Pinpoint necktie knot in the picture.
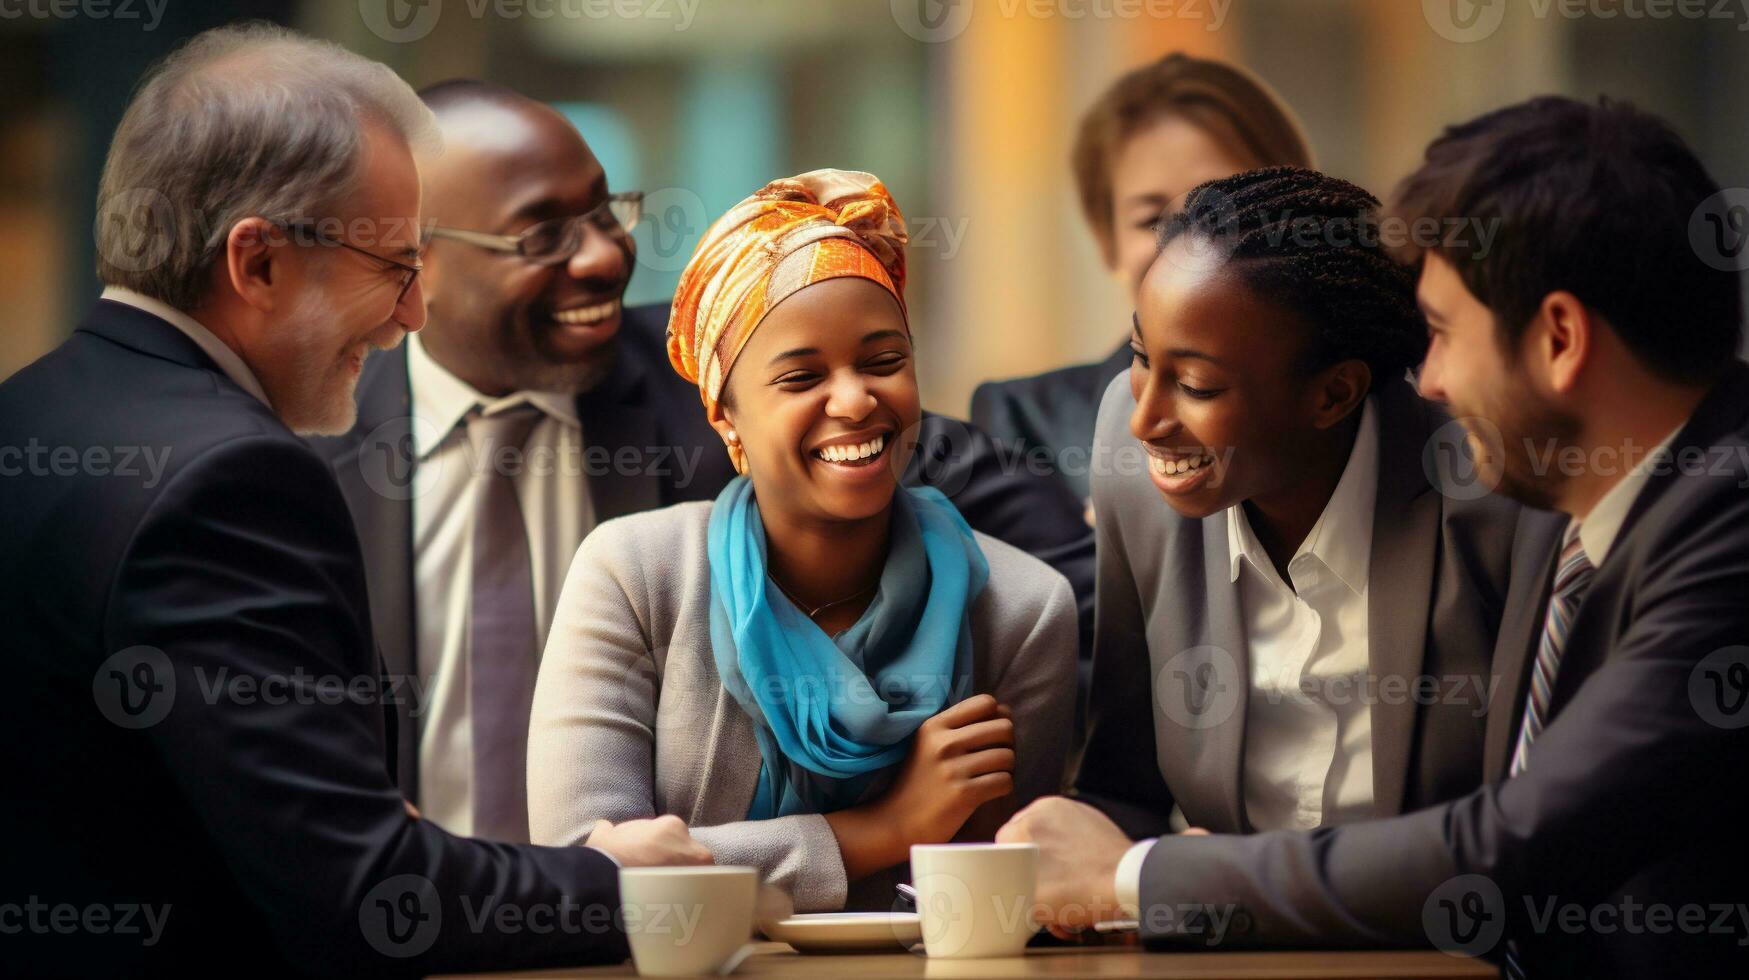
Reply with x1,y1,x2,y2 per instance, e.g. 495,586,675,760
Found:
1553,524,1594,597
464,404,543,470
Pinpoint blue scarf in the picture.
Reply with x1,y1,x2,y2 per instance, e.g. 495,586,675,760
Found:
706,476,989,820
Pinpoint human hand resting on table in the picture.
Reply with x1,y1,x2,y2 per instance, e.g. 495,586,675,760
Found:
825,693,1016,881
995,796,1136,933
587,814,714,867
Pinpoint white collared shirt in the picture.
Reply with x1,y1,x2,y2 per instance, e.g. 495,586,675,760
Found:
406,332,595,839
1228,397,1379,832
1116,398,1380,917
99,286,272,408
1574,425,1684,565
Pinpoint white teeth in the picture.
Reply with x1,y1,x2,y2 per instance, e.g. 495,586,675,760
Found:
1153,453,1214,477
552,301,619,325
817,434,885,463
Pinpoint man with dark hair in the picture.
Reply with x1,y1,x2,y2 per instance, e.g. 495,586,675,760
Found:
1001,96,1749,978
308,79,1096,841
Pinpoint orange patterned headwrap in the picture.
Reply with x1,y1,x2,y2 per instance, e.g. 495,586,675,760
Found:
667,169,909,474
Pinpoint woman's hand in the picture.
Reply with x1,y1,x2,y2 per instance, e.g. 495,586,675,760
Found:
824,694,1016,881
884,693,1016,843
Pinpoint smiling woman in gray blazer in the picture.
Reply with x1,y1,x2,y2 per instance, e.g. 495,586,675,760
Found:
1068,168,1536,856
526,170,1077,913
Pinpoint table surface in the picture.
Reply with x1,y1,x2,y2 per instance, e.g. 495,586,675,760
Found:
436,941,1498,979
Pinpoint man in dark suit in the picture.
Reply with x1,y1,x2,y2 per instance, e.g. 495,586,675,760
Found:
0,25,707,978
307,80,1097,833
971,344,1131,506
1000,97,1749,977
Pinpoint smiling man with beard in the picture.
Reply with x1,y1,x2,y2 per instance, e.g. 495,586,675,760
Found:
309,80,1097,845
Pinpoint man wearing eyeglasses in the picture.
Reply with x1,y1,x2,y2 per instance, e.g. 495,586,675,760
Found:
308,79,1099,844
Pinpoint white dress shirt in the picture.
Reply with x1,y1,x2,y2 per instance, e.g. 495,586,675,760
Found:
1117,398,1380,915
1575,425,1684,565
407,332,595,839
99,286,271,408
1229,397,1379,832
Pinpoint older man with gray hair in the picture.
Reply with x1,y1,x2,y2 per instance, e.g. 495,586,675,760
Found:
0,22,708,978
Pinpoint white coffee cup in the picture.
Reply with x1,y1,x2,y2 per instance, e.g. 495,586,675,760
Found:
619,866,758,977
909,843,1039,959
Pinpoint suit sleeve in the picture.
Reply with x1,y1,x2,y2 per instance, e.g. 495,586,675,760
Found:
527,521,851,913
1068,381,1178,838
908,413,1096,657
1132,490,1749,954
970,381,1022,446
959,568,1079,843
104,437,627,977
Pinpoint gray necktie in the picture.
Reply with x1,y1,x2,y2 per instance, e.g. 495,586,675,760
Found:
466,404,544,841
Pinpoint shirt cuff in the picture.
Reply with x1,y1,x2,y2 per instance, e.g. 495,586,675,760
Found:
1114,838,1157,919
584,845,622,869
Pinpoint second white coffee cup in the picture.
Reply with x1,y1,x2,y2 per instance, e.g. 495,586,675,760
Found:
909,843,1039,959
619,865,757,977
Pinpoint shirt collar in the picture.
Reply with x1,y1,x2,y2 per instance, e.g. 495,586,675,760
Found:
1227,397,1380,596
1574,423,1685,565
99,286,272,408
406,332,578,460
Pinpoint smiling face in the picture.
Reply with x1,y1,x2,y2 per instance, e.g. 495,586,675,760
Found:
1415,253,1575,509
1128,235,1365,518
1105,115,1253,303
712,276,919,527
419,97,634,395
260,120,425,435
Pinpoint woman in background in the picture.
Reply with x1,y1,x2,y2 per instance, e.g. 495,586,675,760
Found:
972,52,1313,511
527,170,1077,912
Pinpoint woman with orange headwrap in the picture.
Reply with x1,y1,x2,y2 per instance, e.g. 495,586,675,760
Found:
527,170,1077,912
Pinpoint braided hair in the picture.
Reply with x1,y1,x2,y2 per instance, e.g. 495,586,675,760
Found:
1157,166,1427,387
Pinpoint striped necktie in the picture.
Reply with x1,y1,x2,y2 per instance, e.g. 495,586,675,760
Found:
1504,523,1593,979
1510,523,1594,777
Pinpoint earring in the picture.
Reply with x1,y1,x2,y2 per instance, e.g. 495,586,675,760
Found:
726,430,739,445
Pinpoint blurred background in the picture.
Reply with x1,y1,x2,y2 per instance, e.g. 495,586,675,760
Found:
4,0,1748,412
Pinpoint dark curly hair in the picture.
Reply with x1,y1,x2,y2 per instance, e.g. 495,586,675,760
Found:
1157,166,1427,389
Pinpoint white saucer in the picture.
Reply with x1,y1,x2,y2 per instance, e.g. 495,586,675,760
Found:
761,912,922,953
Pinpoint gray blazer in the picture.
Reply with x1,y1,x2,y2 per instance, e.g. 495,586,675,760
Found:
527,500,1079,912
1073,374,1533,836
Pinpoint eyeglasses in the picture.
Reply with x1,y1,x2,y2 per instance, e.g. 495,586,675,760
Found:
282,222,422,306
423,192,644,266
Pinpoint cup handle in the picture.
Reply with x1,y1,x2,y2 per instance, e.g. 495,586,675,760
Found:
716,942,759,975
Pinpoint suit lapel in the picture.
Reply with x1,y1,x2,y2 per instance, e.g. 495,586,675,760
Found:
330,347,421,799
1365,384,1440,816
577,350,663,523
1154,513,1251,833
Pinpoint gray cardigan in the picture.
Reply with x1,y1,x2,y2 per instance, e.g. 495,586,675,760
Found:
527,500,1078,911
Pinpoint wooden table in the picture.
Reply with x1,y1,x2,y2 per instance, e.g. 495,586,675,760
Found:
437,941,1497,978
